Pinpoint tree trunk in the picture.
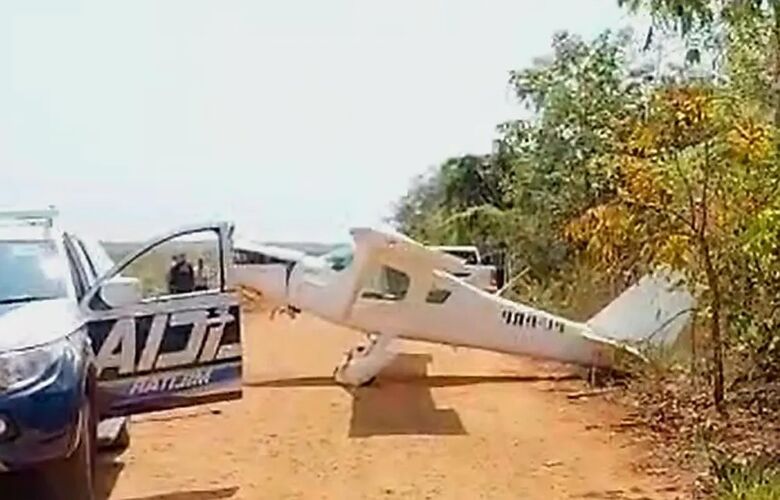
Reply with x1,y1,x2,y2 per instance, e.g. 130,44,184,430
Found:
773,2,780,128
691,309,698,389
702,241,725,411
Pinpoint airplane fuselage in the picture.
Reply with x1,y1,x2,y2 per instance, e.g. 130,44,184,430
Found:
233,227,692,386
236,248,624,369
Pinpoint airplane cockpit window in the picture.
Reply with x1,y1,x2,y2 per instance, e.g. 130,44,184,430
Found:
360,265,410,301
234,249,293,266
323,244,354,271
233,249,258,265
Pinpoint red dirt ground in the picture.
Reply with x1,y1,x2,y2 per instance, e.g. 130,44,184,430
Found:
96,312,687,500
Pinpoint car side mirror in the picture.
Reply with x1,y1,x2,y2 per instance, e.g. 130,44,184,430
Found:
99,276,142,308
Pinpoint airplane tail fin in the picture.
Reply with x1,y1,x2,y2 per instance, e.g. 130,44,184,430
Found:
586,269,696,349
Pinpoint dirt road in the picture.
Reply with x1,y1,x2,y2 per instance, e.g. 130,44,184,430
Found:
96,313,684,500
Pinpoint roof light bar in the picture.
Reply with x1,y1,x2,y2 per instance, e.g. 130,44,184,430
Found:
0,206,59,237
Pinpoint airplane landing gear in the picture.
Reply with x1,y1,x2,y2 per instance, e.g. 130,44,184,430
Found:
270,304,301,320
333,333,397,387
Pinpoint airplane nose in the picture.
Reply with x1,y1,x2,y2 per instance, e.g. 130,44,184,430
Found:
231,264,289,305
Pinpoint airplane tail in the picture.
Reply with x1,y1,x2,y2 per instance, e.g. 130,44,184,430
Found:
586,269,696,349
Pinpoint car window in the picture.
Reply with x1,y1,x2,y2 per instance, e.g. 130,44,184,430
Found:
71,237,98,284
120,228,222,300
62,237,91,298
78,237,116,276
0,240,69,304
441,249,479,265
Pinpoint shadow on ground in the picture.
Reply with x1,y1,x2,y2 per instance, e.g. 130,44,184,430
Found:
0,453,237,500
120,486,239,500
245,354,579,389
347,383,465,437
95,454,239,500
251,353,530,437
245,373,577,388
95,456,125,499
348,353,465,437
0,453,125,500
245,353,580,438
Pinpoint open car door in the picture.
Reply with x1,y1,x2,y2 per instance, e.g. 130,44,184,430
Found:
81,222,242,417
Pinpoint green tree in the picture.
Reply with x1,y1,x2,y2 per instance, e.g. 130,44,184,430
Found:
619,0,780,124
617,0,780,405
393,29,649,300
391,154,514,247
566,83,780,408
392,167,450,243
497,30,647,287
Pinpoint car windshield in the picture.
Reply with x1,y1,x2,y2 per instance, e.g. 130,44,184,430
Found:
0,240,68,304
322,244,354,271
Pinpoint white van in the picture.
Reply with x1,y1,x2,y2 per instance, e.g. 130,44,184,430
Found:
431,245,498,292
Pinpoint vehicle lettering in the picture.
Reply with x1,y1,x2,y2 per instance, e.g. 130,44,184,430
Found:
95,307,238,377
128,368,213,395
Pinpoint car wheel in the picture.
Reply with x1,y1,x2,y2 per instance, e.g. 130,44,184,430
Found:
42,402,96,500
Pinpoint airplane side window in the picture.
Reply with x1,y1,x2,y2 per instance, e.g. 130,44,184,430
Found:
360,265,410,301
425,287,451,304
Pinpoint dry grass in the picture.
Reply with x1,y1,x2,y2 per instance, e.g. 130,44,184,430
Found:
610,362,780,499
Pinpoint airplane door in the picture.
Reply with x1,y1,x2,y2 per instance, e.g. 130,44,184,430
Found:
81,223,243,417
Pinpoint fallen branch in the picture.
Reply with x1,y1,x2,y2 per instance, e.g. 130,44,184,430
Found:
566,387,620,400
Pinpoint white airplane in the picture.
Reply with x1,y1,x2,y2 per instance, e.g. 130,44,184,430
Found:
231,227,695,387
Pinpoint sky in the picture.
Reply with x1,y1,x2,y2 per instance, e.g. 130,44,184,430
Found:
1,0,636,243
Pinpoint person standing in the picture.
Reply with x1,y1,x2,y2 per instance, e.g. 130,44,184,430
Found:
167,253,195,294
194,258,209,291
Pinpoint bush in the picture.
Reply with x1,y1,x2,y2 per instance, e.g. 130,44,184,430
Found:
710,451,780,500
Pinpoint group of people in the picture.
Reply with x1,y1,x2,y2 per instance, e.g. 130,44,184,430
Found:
167,253,211,294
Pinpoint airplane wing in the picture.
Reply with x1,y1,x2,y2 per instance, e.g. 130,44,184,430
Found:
233,237,306,263
349,227,464,274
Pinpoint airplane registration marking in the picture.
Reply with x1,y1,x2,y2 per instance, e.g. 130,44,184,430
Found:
501,309,565,333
